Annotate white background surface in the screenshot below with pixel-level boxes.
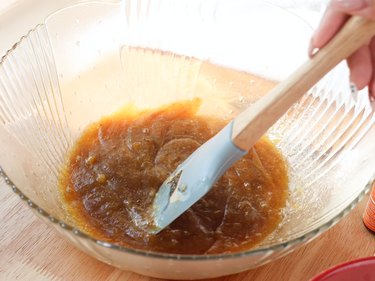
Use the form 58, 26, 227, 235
0, 0, 326, 56
0, 0, 118, 54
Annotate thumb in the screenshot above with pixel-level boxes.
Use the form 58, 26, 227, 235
331, 0, 375, 20
331, 0, 372, 12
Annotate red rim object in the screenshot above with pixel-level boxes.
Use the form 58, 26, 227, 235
310, 257, 375, 281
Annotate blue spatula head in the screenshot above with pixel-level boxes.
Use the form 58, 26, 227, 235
149, 121, 246, 233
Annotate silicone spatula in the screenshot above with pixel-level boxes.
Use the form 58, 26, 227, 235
150, 16, 375, 233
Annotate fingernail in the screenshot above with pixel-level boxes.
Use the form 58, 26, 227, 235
331, 0, 368, 10
308, 39, 313, 58
308, 37, 319, 58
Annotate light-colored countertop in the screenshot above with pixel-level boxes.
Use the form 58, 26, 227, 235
1, 183, 374, 281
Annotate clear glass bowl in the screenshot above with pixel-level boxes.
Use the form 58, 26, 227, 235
1, 0, 374, 279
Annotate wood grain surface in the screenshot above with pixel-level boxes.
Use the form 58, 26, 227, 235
1, 181, 374, 281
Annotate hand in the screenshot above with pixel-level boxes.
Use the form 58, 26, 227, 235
309, 0, 375, 99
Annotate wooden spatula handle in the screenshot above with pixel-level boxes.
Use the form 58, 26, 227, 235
232, 16, 375, 151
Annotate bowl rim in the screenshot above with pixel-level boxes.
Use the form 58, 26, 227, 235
0, 0, 373, 262
1, 166, 372, 260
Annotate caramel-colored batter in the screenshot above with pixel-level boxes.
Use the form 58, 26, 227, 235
59, 99, 288, 254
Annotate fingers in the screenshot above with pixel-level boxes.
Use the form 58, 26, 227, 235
331, 0, 375, 19
369, 38, 375, 98
310, 0, 375, 56
331, 0, 370, 11
310, 0, 375, 100
309, 8, 349, 57
347, 45, 373, 90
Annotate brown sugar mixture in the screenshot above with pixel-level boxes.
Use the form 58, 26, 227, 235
59, 99, 288, 254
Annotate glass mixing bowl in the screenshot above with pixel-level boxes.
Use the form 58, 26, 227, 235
1, 0, 374, 279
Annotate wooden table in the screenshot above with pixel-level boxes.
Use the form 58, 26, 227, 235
1, 181, 374, 281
